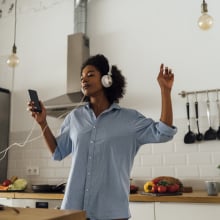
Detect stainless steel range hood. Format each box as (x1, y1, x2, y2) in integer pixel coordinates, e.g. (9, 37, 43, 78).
(44, 32, 89, 118)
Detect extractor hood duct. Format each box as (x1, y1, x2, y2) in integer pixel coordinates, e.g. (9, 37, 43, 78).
(44, 1, 89, 118)
(44, 33, 89, 118)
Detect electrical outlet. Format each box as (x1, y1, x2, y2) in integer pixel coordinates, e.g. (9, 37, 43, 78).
(26, 166, 40, 176)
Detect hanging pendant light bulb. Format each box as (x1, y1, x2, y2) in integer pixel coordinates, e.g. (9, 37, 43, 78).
(197, 0, 213, 30)
(7, 43, 19, 67)
(7, 0, 19, 68)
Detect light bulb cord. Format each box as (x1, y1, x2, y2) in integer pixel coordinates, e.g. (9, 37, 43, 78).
(12, 44, 17, 53)
(201, 0, 208, 13)
(13, 0, 17, 50)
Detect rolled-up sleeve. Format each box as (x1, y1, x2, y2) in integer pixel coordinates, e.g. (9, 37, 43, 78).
(134, 111, 177, 146)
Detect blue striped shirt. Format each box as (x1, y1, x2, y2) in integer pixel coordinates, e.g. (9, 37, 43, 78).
(53, 103, 177, 219)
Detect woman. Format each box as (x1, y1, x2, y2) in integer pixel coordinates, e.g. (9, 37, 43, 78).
(28, 54, 177, 220)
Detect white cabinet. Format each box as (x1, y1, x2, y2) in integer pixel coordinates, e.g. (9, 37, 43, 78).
(11, 199, 62, 209)
(129, 202, 154, 220)
(0, 198, 13, 206)
(130, 202, 220, 220)
(155, 202, 220, 220)
(0, 198, 62, 209)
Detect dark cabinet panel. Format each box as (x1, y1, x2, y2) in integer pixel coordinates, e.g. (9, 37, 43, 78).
(0, 88, 10, 182)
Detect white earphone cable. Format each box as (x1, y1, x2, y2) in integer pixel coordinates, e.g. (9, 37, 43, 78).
(0, 119, 37, 161)
(0, 95, 86, 162)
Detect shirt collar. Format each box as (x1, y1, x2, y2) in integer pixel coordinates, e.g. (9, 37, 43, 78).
(84, 102, 121, 112)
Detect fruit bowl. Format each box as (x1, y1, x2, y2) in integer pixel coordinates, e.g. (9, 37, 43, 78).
(143, 176, 183, 194)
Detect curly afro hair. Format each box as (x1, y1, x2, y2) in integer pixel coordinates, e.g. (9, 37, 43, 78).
(81, 54, 126, 104)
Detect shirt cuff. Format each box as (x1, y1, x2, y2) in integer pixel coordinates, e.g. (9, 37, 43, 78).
(159, 121, 177, 136)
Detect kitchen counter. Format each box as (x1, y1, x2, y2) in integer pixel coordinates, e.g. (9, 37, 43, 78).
(0, 192, 14, 199)
(1, 191, 220, 203)
(0, 191, 64, 200)
(14, 192, 64, 200)
(129, 191, 220, 203)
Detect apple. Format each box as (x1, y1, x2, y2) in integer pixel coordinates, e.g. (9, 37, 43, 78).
(2, 179, 12, 187)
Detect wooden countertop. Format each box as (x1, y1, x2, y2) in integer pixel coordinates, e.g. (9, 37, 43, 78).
(129, 191, 220, 203)
(14, 192, 64, 200)
(1, 191, 220, 204)
(0, 191, 64, 200)
(0, 192, 14, 199)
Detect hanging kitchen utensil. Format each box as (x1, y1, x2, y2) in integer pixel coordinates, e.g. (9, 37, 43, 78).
(194, 93, 203, 141)
(204, 91, 217, 140)
(216, 91, 220, 139)
(184, 96, 196, 144)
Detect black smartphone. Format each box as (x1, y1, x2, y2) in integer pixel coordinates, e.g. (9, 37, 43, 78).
(28, 89, 42, 113)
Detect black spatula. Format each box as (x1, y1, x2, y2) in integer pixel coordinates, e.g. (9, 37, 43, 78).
(184, 101, 196, 144)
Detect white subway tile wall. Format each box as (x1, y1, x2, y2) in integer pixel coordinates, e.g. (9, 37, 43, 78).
(7, 117, 220, 190)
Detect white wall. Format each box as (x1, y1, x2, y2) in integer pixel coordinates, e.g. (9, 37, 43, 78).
(87, 0, 220, 119)
(0, 0, 74, 131)
(1, 0, 220, 189)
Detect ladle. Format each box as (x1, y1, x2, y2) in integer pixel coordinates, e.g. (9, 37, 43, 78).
(216, 91, 220, 139)
(194, 93, 203, 141)
(184, 96, 196, 144)
(204, 91, 217, 140)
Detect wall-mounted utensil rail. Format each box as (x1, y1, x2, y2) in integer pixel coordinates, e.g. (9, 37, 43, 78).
(179, 88, 220, 143)
(179, 89, 220, 98)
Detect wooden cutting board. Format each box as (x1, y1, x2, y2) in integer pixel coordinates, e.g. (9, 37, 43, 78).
(0, 207, 86, 220)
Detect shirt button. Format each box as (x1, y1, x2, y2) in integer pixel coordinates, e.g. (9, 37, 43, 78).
(86, 189, 89, 192)
(93, 126, 96, 129)
(89, 156, 92, 159)
(90, 140, 94, 143)
(87, 172, 90, 175)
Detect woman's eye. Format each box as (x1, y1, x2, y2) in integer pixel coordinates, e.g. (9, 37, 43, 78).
(81, 72, 94, 81)
(87, 72, 93, 77)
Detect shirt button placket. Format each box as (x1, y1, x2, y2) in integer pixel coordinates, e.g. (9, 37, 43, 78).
(84, 125, 97, 209)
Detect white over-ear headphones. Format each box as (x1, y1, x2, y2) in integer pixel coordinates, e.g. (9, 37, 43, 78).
(101, 72, 113, 88)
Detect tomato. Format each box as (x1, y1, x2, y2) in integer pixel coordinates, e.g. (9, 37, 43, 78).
(167, 185, 176, 192)
(151, 185, 158, 193)
(152, 177, 161, 185)
(173, 183, 180, 191)
(167, 184, 180, 192)
(157, 185, 167, 193)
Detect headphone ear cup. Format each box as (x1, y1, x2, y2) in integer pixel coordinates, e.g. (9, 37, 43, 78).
(101, 74, 113, 88)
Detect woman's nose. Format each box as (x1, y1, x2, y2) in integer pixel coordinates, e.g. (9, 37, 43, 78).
(81, 76, 88, 83)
